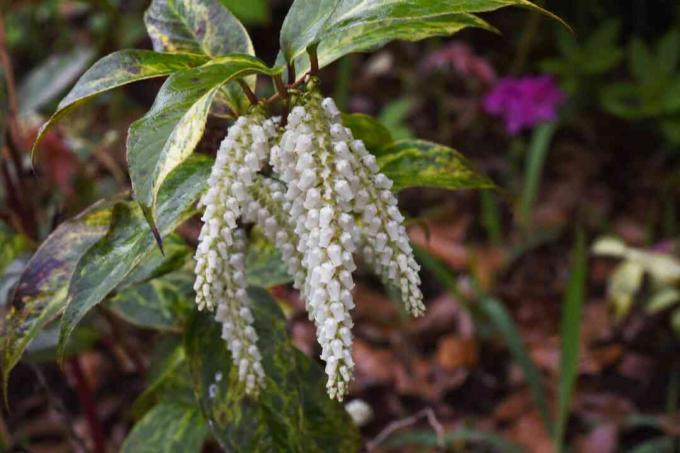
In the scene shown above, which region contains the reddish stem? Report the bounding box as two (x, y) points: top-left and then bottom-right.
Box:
(68, 358), (106, 453)
(237, 79), (259, 106)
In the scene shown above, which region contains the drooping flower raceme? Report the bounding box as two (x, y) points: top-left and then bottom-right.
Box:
(271, 91), (359, 400)
(193, 113), (275, 395)
(193, 83), (426, 401)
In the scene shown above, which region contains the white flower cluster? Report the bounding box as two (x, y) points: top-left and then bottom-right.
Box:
(193, 113), (276, 395)
(193, 84), (425, 401)
(270, 93), (363, 400)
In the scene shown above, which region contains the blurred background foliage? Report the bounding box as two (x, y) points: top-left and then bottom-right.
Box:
(2, 0), (680, 451)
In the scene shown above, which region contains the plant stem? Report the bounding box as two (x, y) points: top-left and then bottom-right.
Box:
(308, 45), (319, 77)
(68, 357), (107, 453)
(287, 62), (296, 84)
(237, 79), (259, 106)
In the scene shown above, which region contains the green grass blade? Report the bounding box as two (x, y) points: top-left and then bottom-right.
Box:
(479, 297), (553, 433)
(520, 121), (558, 231)
(480, 190), (503, 245)
(555, 230), (587, 451)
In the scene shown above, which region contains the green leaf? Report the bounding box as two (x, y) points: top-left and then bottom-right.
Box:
(117, 234), (190, 289)
(341, 113), (392, 152)
(629, 38), (653, 83)
(280, 0), (564, 78)
(107, 268), (194, 331)
(185, 287), (360, 453)
(121, 402), (208, 453)
(555, 231), (587, 451)
(57, 155), (212, 356)
(378, 98), (415, 140)
(657, 29), (680, 77)
(132, 339), (188, 417)
(144, 0), (256, 113)
(17, 47), (94, 115)
(376, 139), (496, 191)
(245, 228), (294, 288)
(144, 0), (253, 58)
(31, 50), (208, 156)
(219, 0), (269, 25)
(126, 55), (276, 222)
(1, 199), (115, 391)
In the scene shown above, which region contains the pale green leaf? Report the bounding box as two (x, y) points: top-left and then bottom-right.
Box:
(608, 261), (644, 319)
(591, 236), (627, 257)
(647, 287), (680, 314)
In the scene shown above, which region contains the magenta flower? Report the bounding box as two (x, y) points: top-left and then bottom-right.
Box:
(482, 75), (565, 135)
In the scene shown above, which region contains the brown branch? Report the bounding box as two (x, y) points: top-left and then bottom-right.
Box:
(308, 45), (319, 77)
(287, 62), (296, 85)
(237, 79), (259, 106)
(68, 357), (107, 453)
(366, 407), (444, 451)
(265, 74), (307, 105)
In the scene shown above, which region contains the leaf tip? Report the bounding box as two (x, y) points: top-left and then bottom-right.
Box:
(140, 203), (164, 254)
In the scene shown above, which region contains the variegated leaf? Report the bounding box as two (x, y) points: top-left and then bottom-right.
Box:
(377, 140), (496, 191)
(31, 50), (207, 155)
(57, 155), (212, 356)
(126, 55), (277, 223)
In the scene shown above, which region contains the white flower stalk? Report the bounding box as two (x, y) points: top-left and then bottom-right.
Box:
(272, 89), (359, 400)
(321, 98), (426, 317)
(243, 175), (305, 287)
(194, 114), (274, 311)
(193, 113), (275, 395)
(213, 229), (265, 395)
